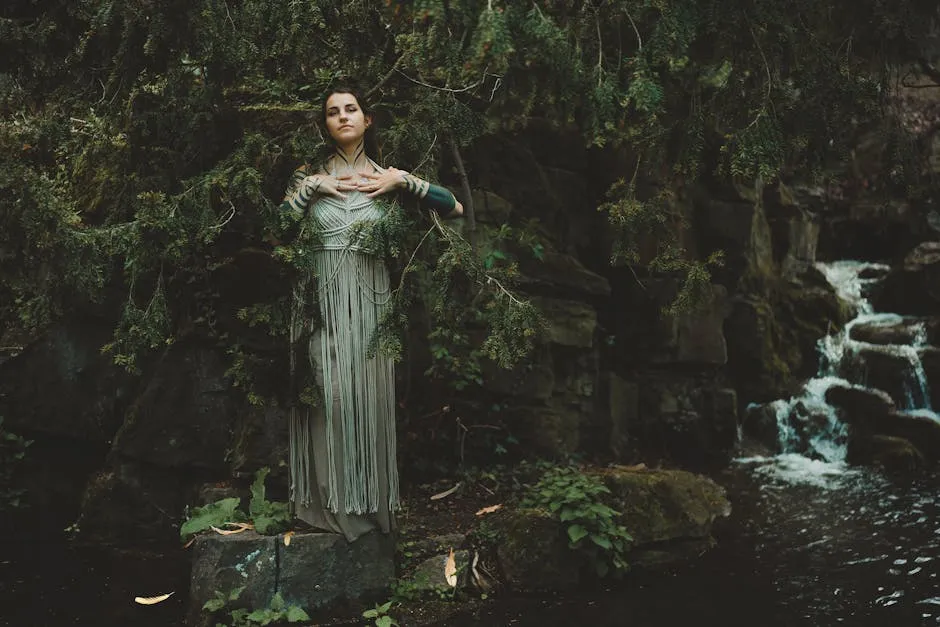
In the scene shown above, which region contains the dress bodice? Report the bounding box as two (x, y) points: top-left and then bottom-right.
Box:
(309, 164), (386, 252)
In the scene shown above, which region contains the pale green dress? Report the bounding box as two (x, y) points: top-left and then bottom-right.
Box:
(288, 164), (399, 542)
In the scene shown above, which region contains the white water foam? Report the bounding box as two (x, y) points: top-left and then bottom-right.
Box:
(736, 260), (936, 485)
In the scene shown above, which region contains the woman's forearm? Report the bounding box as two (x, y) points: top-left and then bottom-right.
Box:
(281, 168), (320, 214)
(400, 173), (463, 217)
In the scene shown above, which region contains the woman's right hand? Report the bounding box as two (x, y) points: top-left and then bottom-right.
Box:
(302, 174), (356, 200)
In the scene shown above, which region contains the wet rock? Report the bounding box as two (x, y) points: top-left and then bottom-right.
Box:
(742, 402), (783, 451)
(872, 411), (940, 462)
(278, 531), (395, 609)
(873, 241), (940, 315)
(825, 383), (896, 429)
(850, 318), (926, 346)
(863, 435), (926, 472)
(726, 267), (847, 404)
(849, 345), (926, 409)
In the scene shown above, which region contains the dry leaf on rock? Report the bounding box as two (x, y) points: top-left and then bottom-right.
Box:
(134, 592), (174, 605)
(444, 548), (457, 588)
(430, 482), (462, 501)
(210, 522), (254, 535)
(475, 504), (502, 516)
(283, 531), (295, 546)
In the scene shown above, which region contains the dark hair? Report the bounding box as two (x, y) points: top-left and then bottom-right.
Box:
(321, 84), (381, 162)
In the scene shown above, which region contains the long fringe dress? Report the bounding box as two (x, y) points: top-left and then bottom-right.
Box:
(288, 169), (399, 542)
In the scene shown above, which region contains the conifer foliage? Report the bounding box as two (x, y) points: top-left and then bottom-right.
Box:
(1, 1), (937, 391)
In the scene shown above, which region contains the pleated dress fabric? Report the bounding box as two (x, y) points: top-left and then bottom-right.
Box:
(289, 175), (398, 542)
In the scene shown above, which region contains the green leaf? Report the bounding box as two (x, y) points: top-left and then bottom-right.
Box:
(567, 524), (589, 544)
(180, 497), (243, 540)
(269, 592), (285, 611)
(285, 605), (310, 622)
(589, 533), (612, 549)
(363, 609), (379, 619)
(249, 467), (271, 518)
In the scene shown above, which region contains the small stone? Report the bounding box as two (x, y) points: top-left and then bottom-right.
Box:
(410, 550), (471, 591)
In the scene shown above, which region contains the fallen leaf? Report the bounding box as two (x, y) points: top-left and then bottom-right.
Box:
(283, 531), (295, 546)
(475, 504), (502, 516)
(624, 463), (647, 471)
(182, 538), (195, 549)
(444, 548), (457, 588)
(134, 592), (174, 605)
(430, 482), (462, 501)
(210, 522), (253, 536)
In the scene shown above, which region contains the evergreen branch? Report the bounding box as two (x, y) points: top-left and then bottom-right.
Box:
(366, 52), (408, 100)
(395, 224), (436, 294)
(448, 135), (475, 239)
(413, 133), (438, 173)
(427, 211), (526, 307)
(625, 10), (642, 51)
(395, 68), (492, 94)
(746, 19), (773, 129)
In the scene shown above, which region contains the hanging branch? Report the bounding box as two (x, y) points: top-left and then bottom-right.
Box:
(448, 134), (475, 247)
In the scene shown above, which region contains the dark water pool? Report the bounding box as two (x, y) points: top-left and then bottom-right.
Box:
(450, 458), (940, 627)
(3, 458), (939, 626)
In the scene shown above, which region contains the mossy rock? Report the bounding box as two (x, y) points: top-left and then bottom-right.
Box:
(598, 467), (731, 547)
(493, 508), (579, 592)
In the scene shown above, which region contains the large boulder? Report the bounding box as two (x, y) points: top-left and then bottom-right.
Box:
(492, 467), (731, 591)
(600, 466), (731, 567)
(0, 319), (138, 443)
(111, 342), (236, 470)
(873, 241), (940, 315)
(872, 411), (940, 462)
(849, 317), (929, 346)
(189, 530), (394, 625)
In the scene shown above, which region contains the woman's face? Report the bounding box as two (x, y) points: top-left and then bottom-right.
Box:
(324, 92), (371, 148)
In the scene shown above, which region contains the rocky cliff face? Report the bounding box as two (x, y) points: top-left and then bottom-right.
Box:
(1, 106), (933, 542)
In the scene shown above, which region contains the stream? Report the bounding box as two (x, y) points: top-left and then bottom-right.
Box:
(452, 261), (940, 626)
(3, 261), (940, 626)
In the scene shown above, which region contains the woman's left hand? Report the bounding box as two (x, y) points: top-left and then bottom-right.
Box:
(358, 168), (406, 198)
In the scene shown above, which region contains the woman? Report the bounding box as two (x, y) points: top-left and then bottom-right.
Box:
(281, 86), (463, 542)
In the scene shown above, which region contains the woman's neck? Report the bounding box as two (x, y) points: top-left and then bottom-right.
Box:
(332, 140), (370, 172)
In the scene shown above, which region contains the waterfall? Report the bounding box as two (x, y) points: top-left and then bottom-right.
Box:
(740, 261), (937, 481)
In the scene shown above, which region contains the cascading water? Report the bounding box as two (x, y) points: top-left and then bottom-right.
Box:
(743, 260), (937, 481)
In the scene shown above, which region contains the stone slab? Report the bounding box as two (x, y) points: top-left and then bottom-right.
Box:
(276, 531), (395, 609)
(190, 532), (277, 613)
